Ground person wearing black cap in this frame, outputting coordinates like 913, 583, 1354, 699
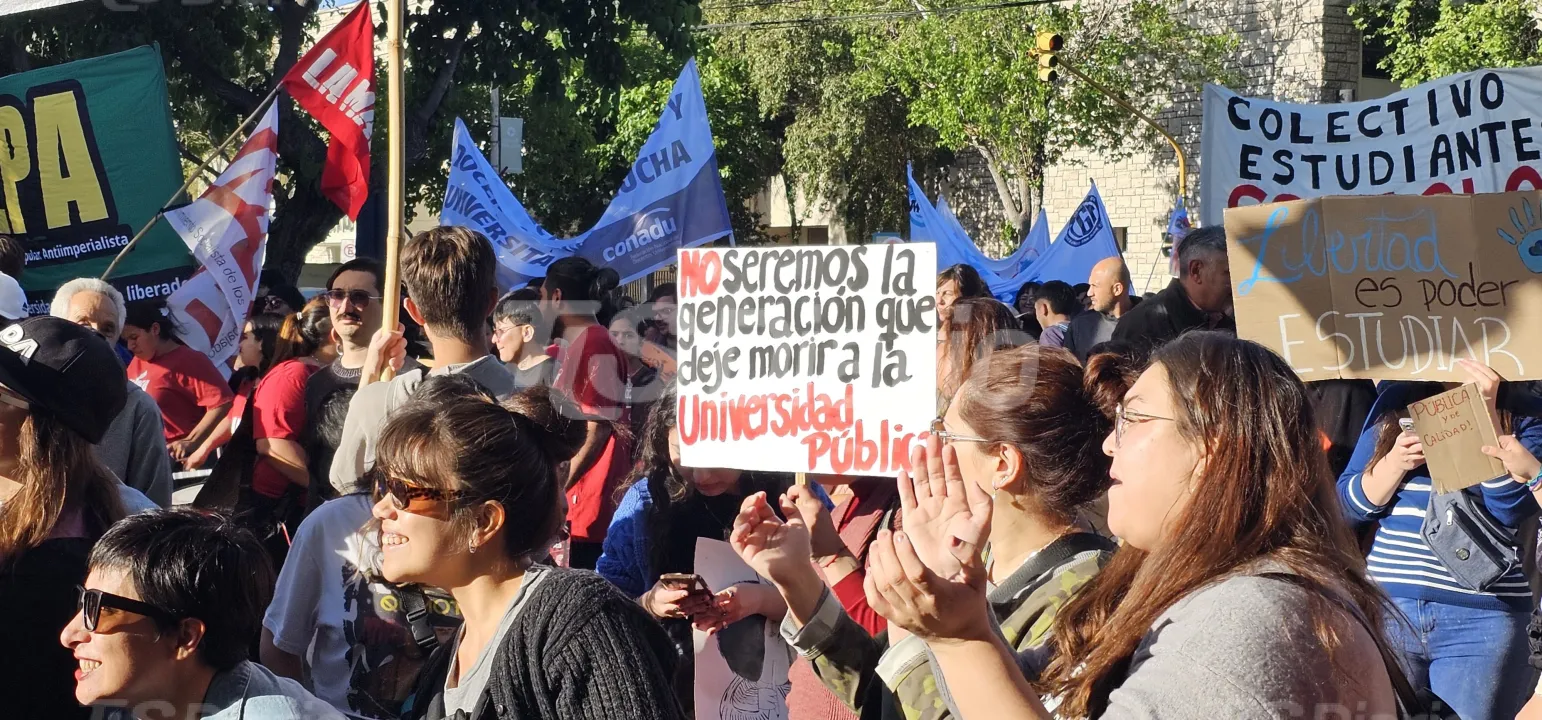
0, 316, 134, 719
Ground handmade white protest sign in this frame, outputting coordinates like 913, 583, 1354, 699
1225, 190, 1542, 381
1201, 67, 1542, 226
1408, 383, 1507, 494
675, 244, 938, 475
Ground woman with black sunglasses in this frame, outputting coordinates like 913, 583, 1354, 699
372, 386, 684, 720
61, 508, 344, 719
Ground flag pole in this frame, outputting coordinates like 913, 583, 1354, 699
377, 0, 405, 383
101, 84, 283, 282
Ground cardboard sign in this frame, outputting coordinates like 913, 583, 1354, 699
1408, 383, 1507, 493
675, 244, 938, 475
1225, 191, 1542, 381
1200, 68, 1542, 227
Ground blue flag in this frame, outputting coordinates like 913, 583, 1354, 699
441, 59, 732, 288
907, 166, 1049, 301
1016, 182, 1121, 289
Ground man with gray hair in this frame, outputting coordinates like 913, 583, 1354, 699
1111, 225, 1236, 354
52, 278, 173, 507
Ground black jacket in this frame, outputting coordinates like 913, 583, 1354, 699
0, 538, 94, 720
409, 567, 683, 720
1110, 279, 1236, 355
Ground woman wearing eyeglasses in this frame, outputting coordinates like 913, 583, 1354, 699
847, 332, 1397, 719
122, 299, 235, 467
0, 317, 131, 719
726, 343, 1123, 719
62, 508, 344, 719
182, 312, 286, 471
373, 386, 683, 720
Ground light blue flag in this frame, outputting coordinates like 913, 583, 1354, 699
907, 166, 1049, 301
441, 59, 732, 289
1016, 182, 1122, 290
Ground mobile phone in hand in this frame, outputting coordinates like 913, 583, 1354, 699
1399, 418, 1416, 433
659, 573, 710, 597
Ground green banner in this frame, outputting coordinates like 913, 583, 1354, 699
0, 44, 193, 312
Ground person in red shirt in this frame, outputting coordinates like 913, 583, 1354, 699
540, 257, 632, 570
122, 300, 234, 465
237, 299, 336, 568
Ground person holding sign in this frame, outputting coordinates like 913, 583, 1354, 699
729, 344, 1123, 719
596, 386, 793, 714
1337, 359, 1542, 720
851, 332, 1397, 719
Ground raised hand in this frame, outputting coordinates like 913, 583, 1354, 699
728, 492, 813, 588
897, 433, 993, 580
1456, 359, 1504, 420
784, 483, 844, 560
864, 528, 992, 644
1483, 435, 1542, 487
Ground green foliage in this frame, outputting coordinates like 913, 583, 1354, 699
1353, 0, 1542, 86
706, 0, 1237, 243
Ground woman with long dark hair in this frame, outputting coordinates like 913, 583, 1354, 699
597, 384, 792, 713
0, 317, 130, 719
749, 333, 1398, 718
122, 299, 234, 465
375, 388, 683, 720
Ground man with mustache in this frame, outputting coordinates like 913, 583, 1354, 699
303, 258, 417, 507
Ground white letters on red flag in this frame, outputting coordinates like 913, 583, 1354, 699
281, 1, 374, 220
163, 104, 278, 367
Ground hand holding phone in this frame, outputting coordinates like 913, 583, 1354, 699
647, 574, 714, 620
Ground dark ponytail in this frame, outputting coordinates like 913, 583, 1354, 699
125, 299, 182, 343
545, 257, 621, 323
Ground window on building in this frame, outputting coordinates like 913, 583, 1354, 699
1112, 226, 1127, 252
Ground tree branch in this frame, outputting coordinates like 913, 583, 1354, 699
973, 144, 1026, 231
411, 18, 475, 129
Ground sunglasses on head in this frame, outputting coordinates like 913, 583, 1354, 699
324, 289, 383, 309
372, 473, 467, 516
76, 586, 180, 633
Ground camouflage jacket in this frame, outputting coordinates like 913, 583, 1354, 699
780, 532, 1115, 720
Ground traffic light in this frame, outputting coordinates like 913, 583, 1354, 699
1035, 31, 1063, 83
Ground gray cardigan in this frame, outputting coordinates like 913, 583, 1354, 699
95, 381, 172, 507
959, 571, 1398, 719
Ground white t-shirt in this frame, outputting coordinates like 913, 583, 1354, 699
262, 494, 460, 720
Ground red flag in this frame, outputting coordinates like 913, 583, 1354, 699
281, 1, 374, 220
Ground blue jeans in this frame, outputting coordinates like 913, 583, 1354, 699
1384, 597, 1535, 720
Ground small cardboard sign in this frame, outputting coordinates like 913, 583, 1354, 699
1407, 383, 1507, 494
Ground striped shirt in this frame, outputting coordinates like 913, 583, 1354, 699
1338, 384, 1541, 612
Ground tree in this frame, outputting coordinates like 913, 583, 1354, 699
705, 1, 949, 243
1352, 0, 1542, 85
703, 0, 1235, 246
861, 0, 1237, 241
0, 0, 698, 280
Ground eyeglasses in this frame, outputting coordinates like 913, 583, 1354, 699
930, 417, 990, 445
1113, 403, 1175, 447
372, 473, 467, 516
256, 295, 288, 312
76, 586, 180, 633
324, 289, 382, 309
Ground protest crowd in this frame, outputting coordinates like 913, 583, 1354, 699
0, 208, 1537, 720
8, 3, 1542, 719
